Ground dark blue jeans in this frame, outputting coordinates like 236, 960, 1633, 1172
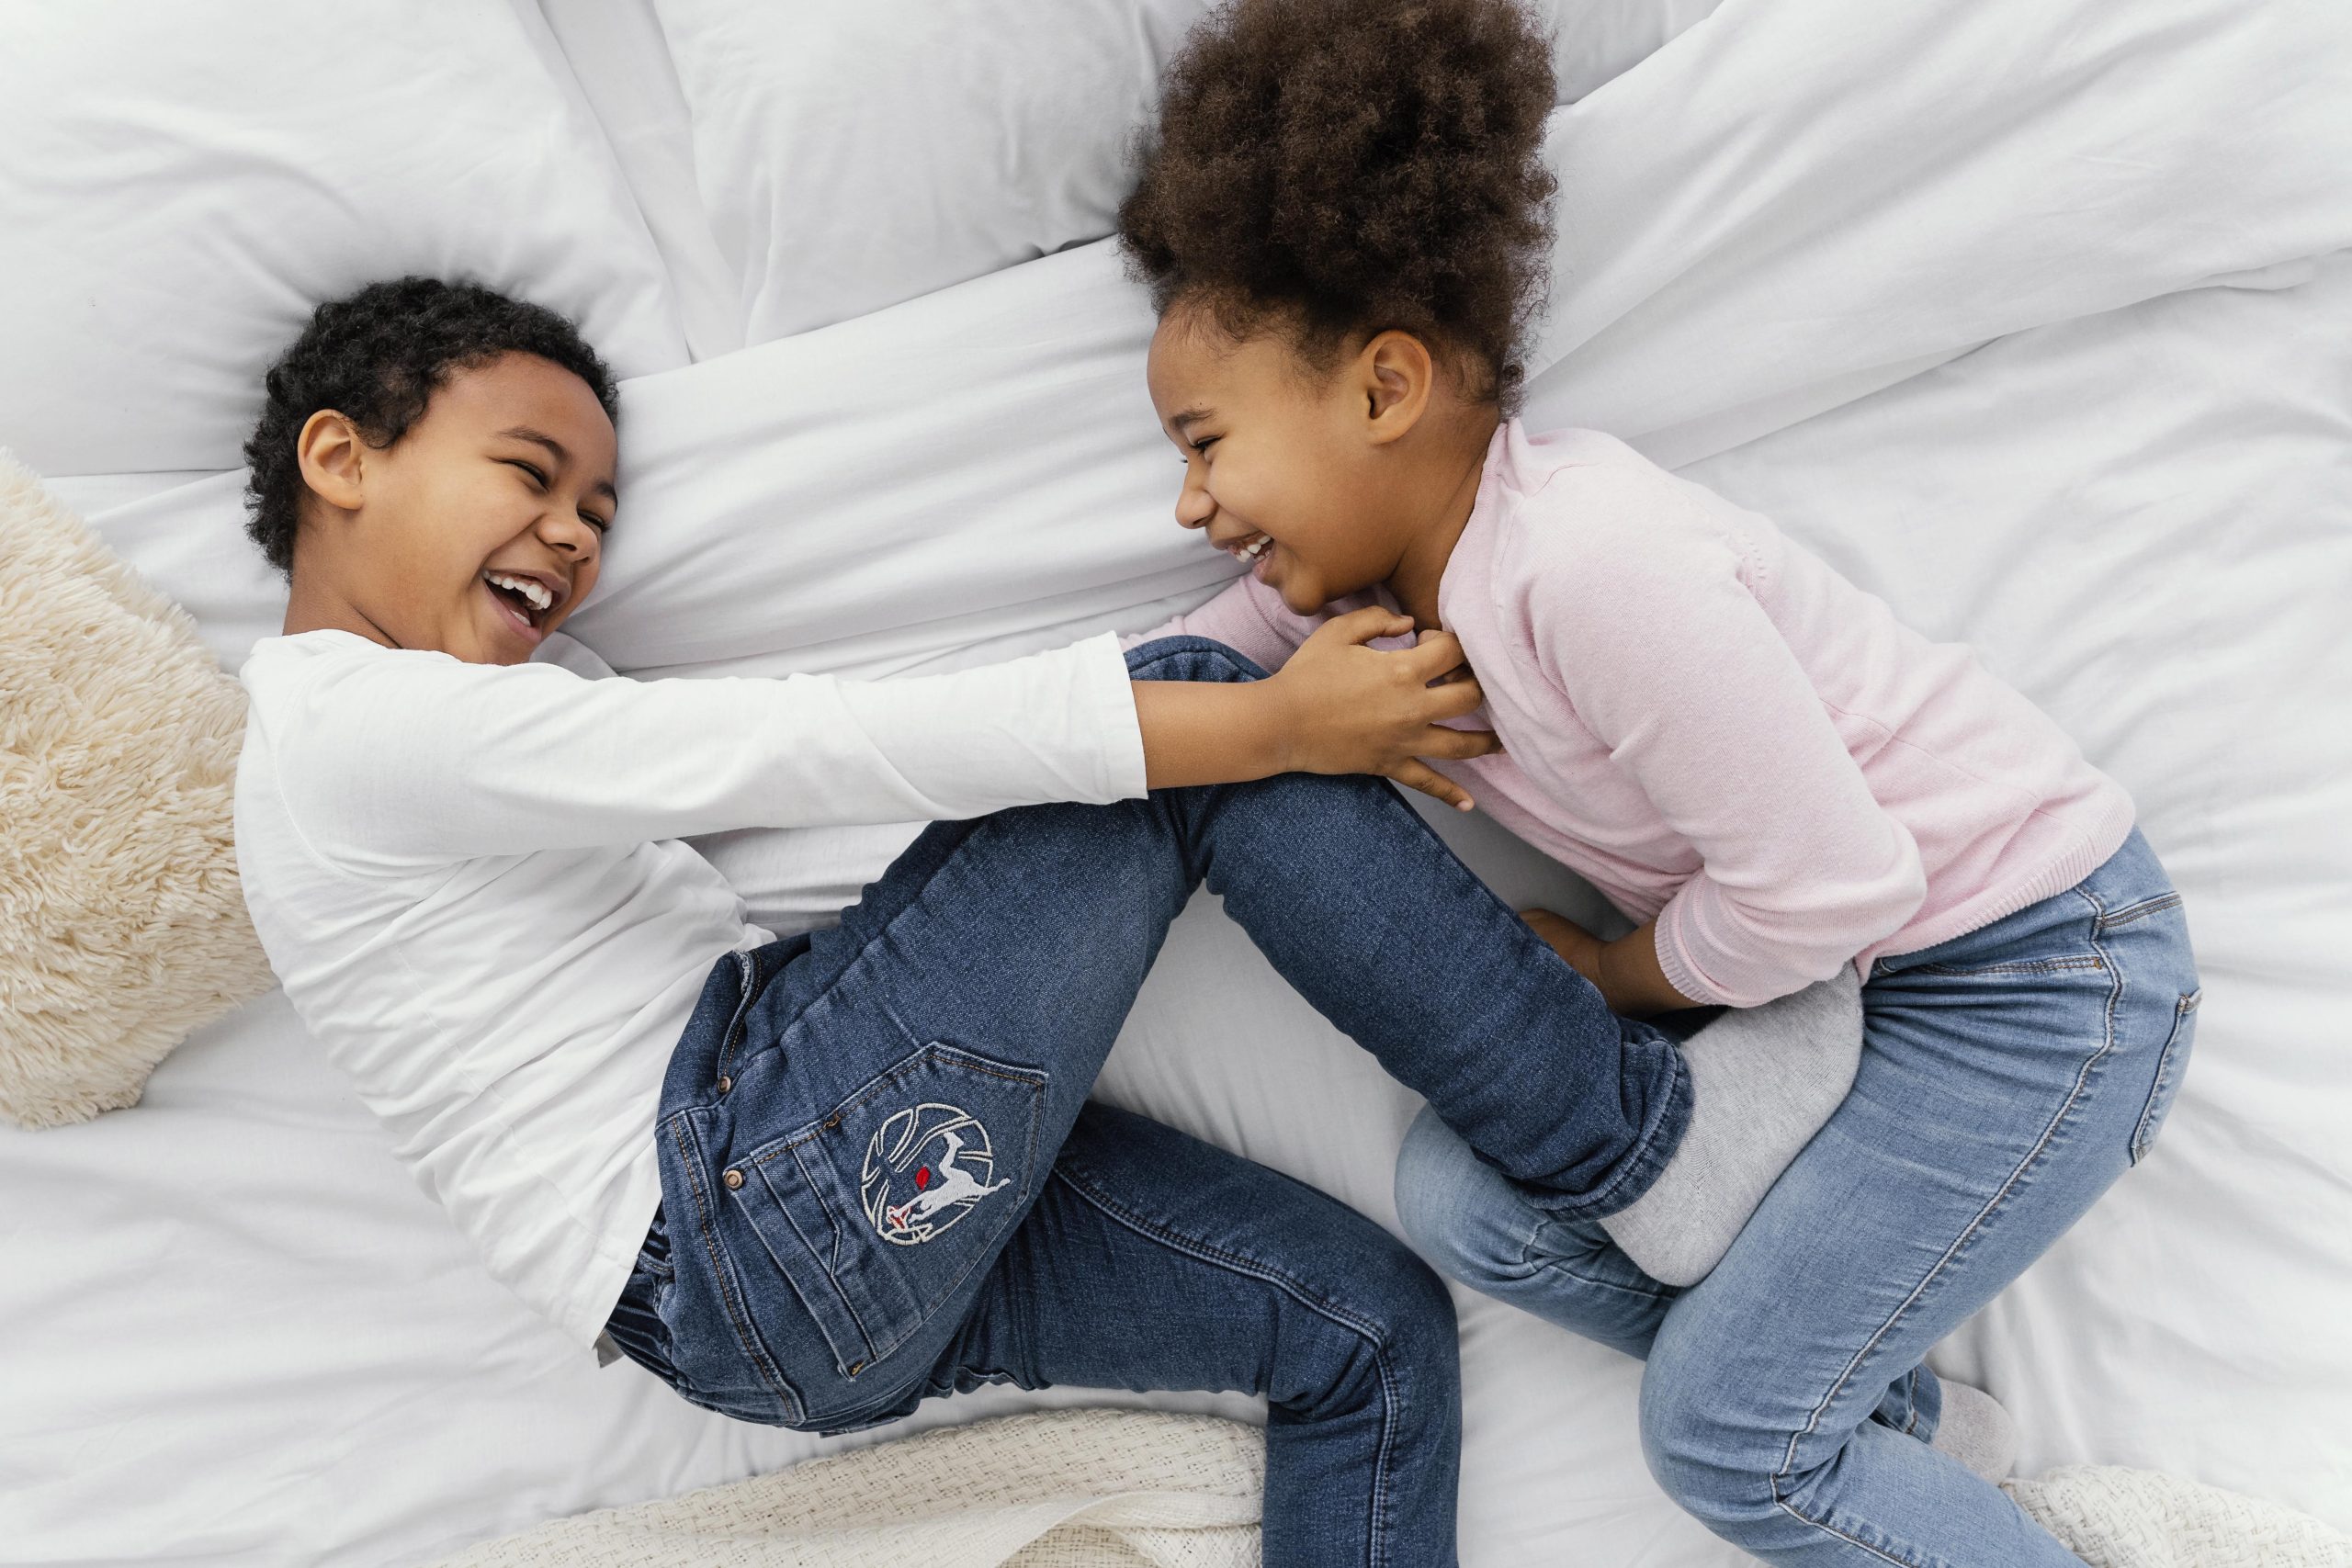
603, 637, 1692, 1566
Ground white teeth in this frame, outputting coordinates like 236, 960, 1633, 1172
1234, 535, 1270, 561
486, 571, 553, 612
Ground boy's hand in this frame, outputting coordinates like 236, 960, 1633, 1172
1267, 607, 1500, 811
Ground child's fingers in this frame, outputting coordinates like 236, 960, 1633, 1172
1403, 628, 1470, 678
1323, 604, 1418, 646
1419, 673, 1488, 717
1419, 725, 1502, 760
1389, 760, 1476, 812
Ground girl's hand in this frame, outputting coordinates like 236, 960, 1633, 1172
1521, 908, 1701, 1018
1268, 607, 1500, 811
1521, 908, 1605, 985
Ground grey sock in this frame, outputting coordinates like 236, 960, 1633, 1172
1930, 1379, 2019, 1482
1597, 967, 1864, 1286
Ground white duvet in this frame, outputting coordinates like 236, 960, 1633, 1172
3, 0, 2348, 1563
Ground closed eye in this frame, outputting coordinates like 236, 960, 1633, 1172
504, 457, 548, 488
579, 510, 609, 534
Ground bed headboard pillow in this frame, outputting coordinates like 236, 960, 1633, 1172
0, 0, 688, 478
0, 454, 276, 1129
647, 0, 1732, 350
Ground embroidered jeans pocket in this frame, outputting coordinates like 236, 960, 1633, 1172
2132, 988, 2200, 1166
724, 1043, 1047, 1391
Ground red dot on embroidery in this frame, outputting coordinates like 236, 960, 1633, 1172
915, 1167, 932, 1190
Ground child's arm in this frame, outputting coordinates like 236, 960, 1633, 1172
1136, 606, 1494, 807
1520, 910, 1700, 1019
272, 620, 1489, 872
1525, 503, 1927, 1010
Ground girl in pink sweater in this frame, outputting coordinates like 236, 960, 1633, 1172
1119, 2, 2200, 1563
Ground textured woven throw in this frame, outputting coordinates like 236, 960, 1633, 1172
435, 1405, 2352, 1568
2007, 1464, 2352, 1568
431, 1409, 1263, 1568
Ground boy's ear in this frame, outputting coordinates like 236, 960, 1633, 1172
1358, 330, 1434, 446
295, 409, 369, 514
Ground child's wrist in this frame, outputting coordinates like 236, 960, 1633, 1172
1250, 673, 1307, 778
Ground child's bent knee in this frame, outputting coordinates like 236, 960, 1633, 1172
1394, 1105, 1519, 1286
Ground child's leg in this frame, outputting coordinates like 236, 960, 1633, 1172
1403, 832, 2196, 1564
1394, 1102, 1930, 1417
656, 637, 1690, 1436
924, 1102, 1463, 1568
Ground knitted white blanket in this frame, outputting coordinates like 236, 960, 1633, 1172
2005, 1465, 2352, 1568
434, 1408, 2351, 1568
432, 1410, 1261, 1568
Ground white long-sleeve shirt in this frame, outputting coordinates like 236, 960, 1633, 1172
232, 627, 1146, 1348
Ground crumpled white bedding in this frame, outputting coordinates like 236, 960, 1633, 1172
4, 0, 2349, 1563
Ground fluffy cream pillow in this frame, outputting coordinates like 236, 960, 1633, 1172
0, 453, 276, 1128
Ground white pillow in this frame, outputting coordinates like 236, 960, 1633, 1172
650, 0, 1214, 345
1537, 0, 1725, 103
649, 0, 1726, 349
0, 0, 690, 477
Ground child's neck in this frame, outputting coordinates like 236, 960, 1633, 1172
1383, 409, 1502, 631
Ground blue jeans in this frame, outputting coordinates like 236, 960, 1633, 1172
603, 637, 1694, 1568
1395, 826, 2200, 1566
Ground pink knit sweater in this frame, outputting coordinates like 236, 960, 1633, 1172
1148, 421, 2136, 1008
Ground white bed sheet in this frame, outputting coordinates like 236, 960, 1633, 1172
4, 0, 2349, 1563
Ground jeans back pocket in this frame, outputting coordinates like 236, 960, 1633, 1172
2132, 987, 2200, 1165
723, 1042, 1047, 1396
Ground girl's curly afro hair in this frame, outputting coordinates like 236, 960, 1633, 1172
1118, 0, 1556, 409
242, 276, 619, 581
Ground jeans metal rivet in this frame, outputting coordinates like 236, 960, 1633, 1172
717, 1075, 732, 1094
848, 1361, 864, 1376
723, 1168, 744, 1190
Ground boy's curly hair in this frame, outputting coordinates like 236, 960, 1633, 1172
1118, 0, 1556, 410
242, 277, 620, 581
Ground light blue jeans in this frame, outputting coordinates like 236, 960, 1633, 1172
1395, 826, 2200, 1565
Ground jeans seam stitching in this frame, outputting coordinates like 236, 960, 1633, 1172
1521, 1219, 1673, 1303
1050, 1162, 1405, 1567
1765, 1495, 1919, 1568
1771, 885, 2120, 1547
2132, 987, 2198, 1164
780, 1142, 884, 1361
2096, 891, 2183, 933
670, 1114, 799, 1419
750, 1047, 1046, 1164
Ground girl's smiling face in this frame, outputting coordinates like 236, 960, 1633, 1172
286, 352, 617, 664
1146, 307, 1419, 616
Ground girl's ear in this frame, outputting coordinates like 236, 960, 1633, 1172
1359, 330, 1435, 446
295, 409, 370, 514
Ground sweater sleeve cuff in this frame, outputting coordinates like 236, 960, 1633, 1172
1652, 915, 1737, 1009
1070, 630, 1149, 801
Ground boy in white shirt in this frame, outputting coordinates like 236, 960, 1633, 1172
233, 277, 1796, 1565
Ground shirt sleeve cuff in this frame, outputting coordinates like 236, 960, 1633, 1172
1069, 630, 1148, 801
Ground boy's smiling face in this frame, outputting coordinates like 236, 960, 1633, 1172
284, 351, 617, 665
